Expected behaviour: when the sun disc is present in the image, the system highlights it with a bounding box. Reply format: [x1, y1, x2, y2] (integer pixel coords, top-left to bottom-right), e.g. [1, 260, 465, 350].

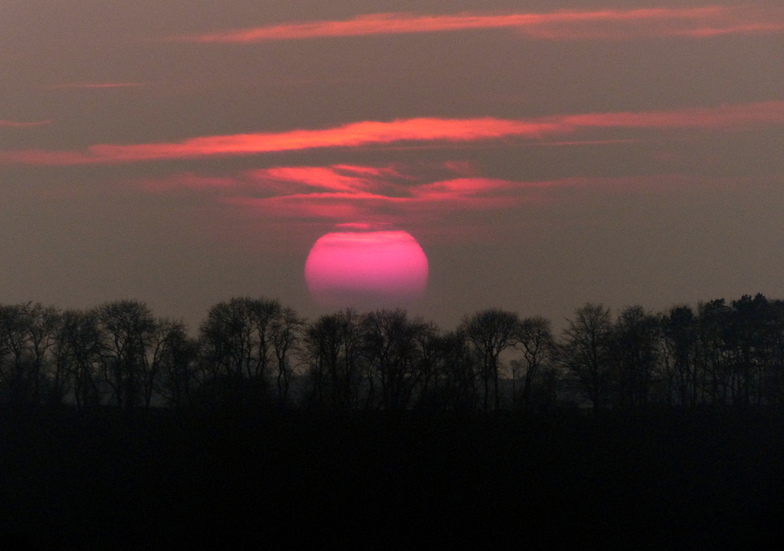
[305, 225, 428, 308]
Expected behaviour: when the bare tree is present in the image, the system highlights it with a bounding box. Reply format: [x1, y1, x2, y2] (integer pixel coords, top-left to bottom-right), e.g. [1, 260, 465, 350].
[199, 297, 281, 380]
[439, 330, 480, 413]
[97, 300, 156, 409]
[304, 309, 364, 410]
[561, 303, 613, 412]
[0, 304, 32, 405]
[54, 309, 103, 409]
[410, 321, 442, 409]
[512, 316, 556, 411]
[611, 305, 661, 409]
[696, 299, 734, 406]
[155, 320, 199, 408]
[461, 309, 520, 412]
[271, 307, 305, 406]
[361, 309, 427, 412]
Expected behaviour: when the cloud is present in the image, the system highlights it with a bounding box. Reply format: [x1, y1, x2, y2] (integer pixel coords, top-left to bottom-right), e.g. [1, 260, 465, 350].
[2, 101, 784, 166]
[170, 7, 784, 43]
[140, 163, 779, 248]
[0, 119, 52, 128]
[559, 101, 784, 130]
[0, 118, 559, 165]
[149, 163, 542, 230]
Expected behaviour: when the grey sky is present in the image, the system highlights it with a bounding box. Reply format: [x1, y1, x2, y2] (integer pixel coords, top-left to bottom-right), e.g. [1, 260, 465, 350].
[2, 1, 783, 331]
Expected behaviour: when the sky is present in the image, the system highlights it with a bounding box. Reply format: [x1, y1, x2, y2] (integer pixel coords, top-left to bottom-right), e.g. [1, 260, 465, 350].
[2, 0, 784, 332]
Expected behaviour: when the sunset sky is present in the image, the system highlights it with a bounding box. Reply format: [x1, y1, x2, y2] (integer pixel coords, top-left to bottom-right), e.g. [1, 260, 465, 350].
[2, 0, 784, 331]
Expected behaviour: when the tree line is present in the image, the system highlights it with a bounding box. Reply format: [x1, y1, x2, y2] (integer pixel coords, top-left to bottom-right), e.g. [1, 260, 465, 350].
[2, 293, 784, 412]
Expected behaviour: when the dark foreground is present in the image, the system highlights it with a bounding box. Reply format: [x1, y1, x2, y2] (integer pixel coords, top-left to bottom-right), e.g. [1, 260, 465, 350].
[1, 407, 782, 549]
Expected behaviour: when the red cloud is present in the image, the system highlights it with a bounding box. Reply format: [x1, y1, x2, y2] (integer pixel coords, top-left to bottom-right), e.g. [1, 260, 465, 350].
[2, 101, 784, 166]
[181, 164, 536, 228]
[142, 163, 767, 247]
[171, 7, 784, 43]
[0, 118, 558, 165]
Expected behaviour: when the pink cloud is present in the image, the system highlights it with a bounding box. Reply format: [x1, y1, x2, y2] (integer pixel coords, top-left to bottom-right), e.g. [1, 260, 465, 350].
[143, 162, 770, 247]
[2, 101, 783, 166]
[0, 118, 558, 165]
[251, 166, 376, 192]
[190, 164, 536, 227]
[170, 7, 784, 43]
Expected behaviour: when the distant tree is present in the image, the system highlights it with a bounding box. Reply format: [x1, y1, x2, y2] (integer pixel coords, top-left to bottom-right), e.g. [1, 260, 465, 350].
[199, 297, 280, 380]
[0, 305, 26, 404]
[726, 294, 774, 406]
[661, 305, 700, 408]
[97, 300, 156, 409]
[610, 305, 661, 409]
[696, 299, 734, 405]
[561, 303, 613, 412]
[270, 307, 305, 406]
[196, 297, 284, 409]
[361, 309, 428, 412]
[409, 321, 442, 409]
[512, 316, 556, 411]
[461, 309, 520, 412]
[0, 304, 29, 405]
[764, 299, 784, 408]
[438, 330, 480, 413]
[150, 319, 199, 408]
[0, 303, 61, 405]
[54, 309, 103, 410]
[26, 304, 63, 405]
[305, 309, 364, 410]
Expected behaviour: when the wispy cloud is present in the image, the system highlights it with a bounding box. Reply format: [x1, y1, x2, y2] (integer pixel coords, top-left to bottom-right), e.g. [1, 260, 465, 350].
[50, 82, 148, 90]
[559, 101, 784, 129]
[2, 101, 783, 166]
[169, 6, 784, 43]
[145, 163, 560, 231]
[142, 164, 743, 246]
[0, 119, 52, 128]
[0, 118, 559, 165]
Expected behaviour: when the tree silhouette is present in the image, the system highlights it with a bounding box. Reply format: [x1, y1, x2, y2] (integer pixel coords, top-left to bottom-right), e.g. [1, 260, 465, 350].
[461, 309, 519, 412]
[661, 305, 700, 409]
[305, 309, 364, 410]
[512, 316, 556, 411]
[151, 319, 198, 408]
[6, 292, 784, 414]
[97, 300, 156, 409]
[610, 305, 661, 409]
[409, 321, 441, 410]
[0, 303, 60, 406]
[54, 309, 102, 410]
[270, 306, 305, 407]
[361, 309, 426, 412]
[561, 303, 613, 412]
[697, 299, 734, 405]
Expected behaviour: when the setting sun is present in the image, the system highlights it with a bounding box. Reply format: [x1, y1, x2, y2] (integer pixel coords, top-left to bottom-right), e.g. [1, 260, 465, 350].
[305, 224, 428, 308]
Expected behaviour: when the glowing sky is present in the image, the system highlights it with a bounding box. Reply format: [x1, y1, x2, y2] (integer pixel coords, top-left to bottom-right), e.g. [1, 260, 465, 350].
[2, 1, 784, 330]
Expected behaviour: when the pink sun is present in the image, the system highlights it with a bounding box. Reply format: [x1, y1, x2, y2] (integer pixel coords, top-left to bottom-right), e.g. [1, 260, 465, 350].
[305, 225, 429, 309]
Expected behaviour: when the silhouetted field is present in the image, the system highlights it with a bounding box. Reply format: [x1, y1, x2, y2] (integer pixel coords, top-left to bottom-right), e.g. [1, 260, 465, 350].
[1, 407, 782, 549]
